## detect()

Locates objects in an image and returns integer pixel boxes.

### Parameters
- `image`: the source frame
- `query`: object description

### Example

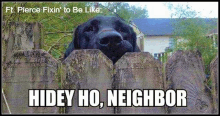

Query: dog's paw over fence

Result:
[2,22,218,114]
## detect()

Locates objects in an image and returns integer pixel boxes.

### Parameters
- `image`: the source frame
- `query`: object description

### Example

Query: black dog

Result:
[64,16,140,63]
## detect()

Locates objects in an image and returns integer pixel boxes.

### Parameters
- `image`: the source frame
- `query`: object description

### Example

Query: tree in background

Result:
[2,2,98,59]
[165,3,218,75]
[100,2,148,22]
[2,2,148,59]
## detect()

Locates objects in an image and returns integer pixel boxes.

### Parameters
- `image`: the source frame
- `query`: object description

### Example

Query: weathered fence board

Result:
[166,50,213,114]
[2,49,217,114]
[2,22,218,114]
[210,56,218,113]
[2,22,43,64]
[2,50,59,114]
[62,49,114,114]
[114,52,166,114]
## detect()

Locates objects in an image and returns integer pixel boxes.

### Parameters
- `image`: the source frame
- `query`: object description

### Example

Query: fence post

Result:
[2,22,43,64]
[114,52,166,114]
[2,50,59,114]
[210,55,218,113]
[62,49,114,114]
[165,50,213,114]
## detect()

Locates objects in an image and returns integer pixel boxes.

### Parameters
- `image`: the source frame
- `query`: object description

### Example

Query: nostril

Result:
[99,37,109,45]
[99,35,122,46]
[114,36,122,45]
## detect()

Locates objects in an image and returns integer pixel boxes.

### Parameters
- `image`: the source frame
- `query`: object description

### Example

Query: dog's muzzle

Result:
[97,28,123,48]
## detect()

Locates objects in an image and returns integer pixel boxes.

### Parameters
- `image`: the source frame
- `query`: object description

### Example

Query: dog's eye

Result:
[118,27,127,33]
[85,26,95,32]
[91,19,99,26]
[88,26,94,32]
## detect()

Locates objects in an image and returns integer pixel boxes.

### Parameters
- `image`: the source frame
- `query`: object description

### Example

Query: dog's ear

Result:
[64,25,81,59]
[64,41,74,59]
[73,25,81,49]
[130,28,141,52]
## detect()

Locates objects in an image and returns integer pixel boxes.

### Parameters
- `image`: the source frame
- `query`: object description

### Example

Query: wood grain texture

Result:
[114,52,166,114]
[166,50,213,114]
[62,49,113,114]
[2,50,59,114]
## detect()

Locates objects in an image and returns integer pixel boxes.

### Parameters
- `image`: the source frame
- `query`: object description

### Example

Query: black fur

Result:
[64,16,140,63]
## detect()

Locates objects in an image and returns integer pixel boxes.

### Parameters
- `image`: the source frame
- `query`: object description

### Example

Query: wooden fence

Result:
[2,22,218,114]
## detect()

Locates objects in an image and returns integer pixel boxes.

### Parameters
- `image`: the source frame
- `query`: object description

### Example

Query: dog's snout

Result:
[99,34,122,46]
[98,31,123,47]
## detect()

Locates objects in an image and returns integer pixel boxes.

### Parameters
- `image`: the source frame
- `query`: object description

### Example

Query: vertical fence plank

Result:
[114,52,166,114]
[166,50,213,114]
[2,50,59,114]
[62,49,114,114]
[210,56,218,113]
[2,22,43,64]
[2,21,217,114]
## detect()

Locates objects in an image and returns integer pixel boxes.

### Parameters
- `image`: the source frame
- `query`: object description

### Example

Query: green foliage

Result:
[3,2,148,59]
[100,2,148,22]
[166,3,198,18]
[166,3,218,74]
[3,2,99,59]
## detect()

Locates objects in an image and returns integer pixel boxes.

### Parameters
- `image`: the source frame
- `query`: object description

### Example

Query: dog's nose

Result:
[98,31,123,47]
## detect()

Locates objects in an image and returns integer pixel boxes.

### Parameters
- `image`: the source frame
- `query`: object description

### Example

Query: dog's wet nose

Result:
[99,34,122,46]
[98,31,123,47]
